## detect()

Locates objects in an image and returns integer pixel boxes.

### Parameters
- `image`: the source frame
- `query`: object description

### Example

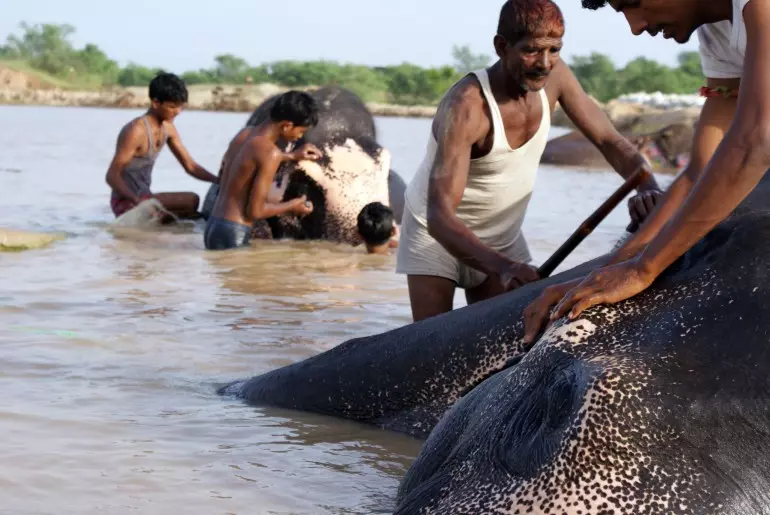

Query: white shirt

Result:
[697,0,751,78]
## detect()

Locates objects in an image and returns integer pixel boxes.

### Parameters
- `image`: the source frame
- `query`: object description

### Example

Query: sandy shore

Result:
[0,65,702,128]
[0,81,438,118]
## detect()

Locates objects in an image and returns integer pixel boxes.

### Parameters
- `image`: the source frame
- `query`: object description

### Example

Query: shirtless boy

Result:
[204,91,321,251]
[105,72,218,220]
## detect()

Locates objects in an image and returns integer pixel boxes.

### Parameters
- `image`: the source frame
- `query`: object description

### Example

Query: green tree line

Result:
[0,22,704,105]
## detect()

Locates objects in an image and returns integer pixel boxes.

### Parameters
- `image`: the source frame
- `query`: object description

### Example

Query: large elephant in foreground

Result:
[543,121,695,174]
[219,172,770,513]
[201,86,406,244]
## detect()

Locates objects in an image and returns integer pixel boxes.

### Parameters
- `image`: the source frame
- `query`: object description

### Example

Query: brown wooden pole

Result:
[537,167,653,278]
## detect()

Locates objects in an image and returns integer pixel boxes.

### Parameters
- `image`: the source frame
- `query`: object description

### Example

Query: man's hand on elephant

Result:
[498,261,541,291]
[627,189,664,231]
[549,258,656,322]
[522,277,583,345]
[291,143,322,162]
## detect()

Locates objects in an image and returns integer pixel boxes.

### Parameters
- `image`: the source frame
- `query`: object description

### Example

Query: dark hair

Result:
[581,0,607,9]
[149,72,188,104]
[357,202,394,246]
[269,90,320,127]
[497,0,565,45]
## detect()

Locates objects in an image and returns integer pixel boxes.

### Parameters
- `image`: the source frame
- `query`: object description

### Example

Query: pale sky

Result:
[0,0,700,72]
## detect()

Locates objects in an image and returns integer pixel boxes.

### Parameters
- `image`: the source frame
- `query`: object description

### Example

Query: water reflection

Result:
[0,105,667,514]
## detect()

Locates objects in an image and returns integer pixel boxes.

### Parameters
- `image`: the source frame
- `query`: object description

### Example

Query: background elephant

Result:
[542,121,695,173]
[201,86,407,243]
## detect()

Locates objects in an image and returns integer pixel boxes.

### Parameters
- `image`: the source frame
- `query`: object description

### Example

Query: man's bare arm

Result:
[521,80,736,343]
[556,63,659,190]
[105,123,144,203]
[426,80,517,276]
[246,145,305,220]
[166,123,219,183]
[637,0,770,276]
[609,87,737,264]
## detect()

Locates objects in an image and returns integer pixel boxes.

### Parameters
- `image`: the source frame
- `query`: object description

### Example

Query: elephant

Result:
[219,172,770,513]
[201,86,407,243]
[542,122,695,174]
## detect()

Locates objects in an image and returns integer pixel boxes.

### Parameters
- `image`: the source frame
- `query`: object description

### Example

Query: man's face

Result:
[152,100,184,121]
[608,0,700,44]
[496,33,563,92]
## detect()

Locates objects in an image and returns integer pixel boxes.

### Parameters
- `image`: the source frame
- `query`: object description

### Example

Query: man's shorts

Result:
[395,206,532,290]
[110,192,152,218]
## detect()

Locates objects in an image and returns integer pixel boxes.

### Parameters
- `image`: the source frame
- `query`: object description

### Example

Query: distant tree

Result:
[5,22,77,75]
[570,53,620,102]
[213,53,249,81]
[1,20,713,104]
[451,44,491,74]
[118,63,164,87]
[677,51,703,77]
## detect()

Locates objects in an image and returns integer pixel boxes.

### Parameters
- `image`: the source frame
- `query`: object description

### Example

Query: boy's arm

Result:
[105,123,144,203]
[165,123,219,183]
[247,145,308,220]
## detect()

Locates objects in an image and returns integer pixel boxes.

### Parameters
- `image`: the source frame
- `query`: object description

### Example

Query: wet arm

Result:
[636,1,770,276]
[520,84,736,343]
[557,63,659,191]
[166,124,219,183]
[247,148,303,219]
[426,87,514,276]
[105,124,144,203]
[608,89,737,264]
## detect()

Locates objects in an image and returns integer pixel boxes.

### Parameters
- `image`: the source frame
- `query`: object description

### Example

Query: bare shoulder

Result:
[162,120,180,139]
[247,136,282,163]
[433,74,489,140]
[549,60,586,99]
[116,117,145,148]
[436,75,485,119]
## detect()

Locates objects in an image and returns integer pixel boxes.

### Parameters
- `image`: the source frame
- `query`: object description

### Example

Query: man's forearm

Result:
[639,140,768,276]
[599,136,660,191]
[428,214,511,276]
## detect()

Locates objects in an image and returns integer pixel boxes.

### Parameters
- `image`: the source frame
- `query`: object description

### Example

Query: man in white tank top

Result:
[523,0,770,343]
[396,0,661,322]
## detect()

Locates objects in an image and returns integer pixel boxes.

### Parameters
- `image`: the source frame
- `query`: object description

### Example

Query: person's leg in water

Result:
[204,216,251,250]
[464,275,507,306]
[406,275,456,322]
[152,192,201,222]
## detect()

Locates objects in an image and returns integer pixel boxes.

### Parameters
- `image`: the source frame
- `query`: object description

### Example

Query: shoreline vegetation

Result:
[1,22,708,123]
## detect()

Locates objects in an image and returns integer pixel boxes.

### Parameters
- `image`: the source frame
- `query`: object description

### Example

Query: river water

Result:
[0,105,669,514]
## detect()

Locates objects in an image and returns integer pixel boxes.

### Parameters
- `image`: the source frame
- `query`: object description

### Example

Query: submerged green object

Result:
[9,325,80,338]
[0,228,65,251]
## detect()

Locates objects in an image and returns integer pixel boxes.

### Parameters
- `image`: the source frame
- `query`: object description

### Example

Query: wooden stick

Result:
[537,167,653,278]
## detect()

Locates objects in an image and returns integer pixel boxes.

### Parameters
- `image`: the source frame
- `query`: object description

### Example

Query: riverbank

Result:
[0,63,702,126]
[0,65,438,118]
[0,82,439,118]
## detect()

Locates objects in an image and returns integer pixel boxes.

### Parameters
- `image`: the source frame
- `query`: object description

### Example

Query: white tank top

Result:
[404,68,550,250]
